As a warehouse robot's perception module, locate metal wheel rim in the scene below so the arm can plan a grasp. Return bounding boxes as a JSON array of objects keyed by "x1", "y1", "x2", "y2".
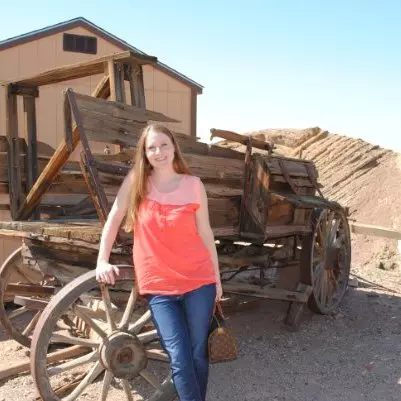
[{"x1": 31, "y1": 267, "x2": 176, "y2": 401}]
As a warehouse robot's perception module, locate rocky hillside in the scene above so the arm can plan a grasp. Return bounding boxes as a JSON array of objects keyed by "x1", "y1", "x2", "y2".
[{"x1": 216, "y1": 127, "x2": 401, "y2": 271}]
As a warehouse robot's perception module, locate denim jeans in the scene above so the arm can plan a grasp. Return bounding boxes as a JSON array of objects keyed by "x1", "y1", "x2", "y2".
[{"x1": 146, "y1": 283, "x2": 216, "y2": 401}]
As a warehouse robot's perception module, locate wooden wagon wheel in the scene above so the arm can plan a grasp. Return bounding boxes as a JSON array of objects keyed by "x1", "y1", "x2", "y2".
[
  {"x1": 0, "y1": 246, "x2": 48, "y2": 347},
  {"x1": 300, "y1": 208, "x2": 351, "y2": 314},
  {"x1": 31, "y1": 267, "x2": 176, "y2": 401}
]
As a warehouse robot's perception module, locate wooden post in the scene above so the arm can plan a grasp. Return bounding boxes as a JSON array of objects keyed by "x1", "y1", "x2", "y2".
[
  {"x1": 6, "y1": 86, "x2": 23, "y2": 219},
  {"x1": 129, "y1": 62, "x2": 146, "y2": 109},
  {"x1": 23, "y1": 95, "x2": 39, "y2": 219},
  {"x1": 107, "y1": 60, "x2": 125, "y2": 103},
  {"x1": 108, "y1": 60, "x2": 127, "y2": 152}
]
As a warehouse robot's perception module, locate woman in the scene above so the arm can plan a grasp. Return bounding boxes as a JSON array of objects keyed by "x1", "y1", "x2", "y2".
[{"x1": 96, "y1": 123, "x2": 222, "y2": 401}]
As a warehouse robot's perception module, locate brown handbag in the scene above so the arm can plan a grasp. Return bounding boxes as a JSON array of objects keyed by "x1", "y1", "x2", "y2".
[{"x1": 208, "y1": 302, "x2": 238, "y2": 364}]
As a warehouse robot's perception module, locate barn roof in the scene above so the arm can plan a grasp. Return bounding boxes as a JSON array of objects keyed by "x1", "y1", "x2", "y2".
[{"x1": 0, "y1": 17, "x2": 203, "y2": 93}]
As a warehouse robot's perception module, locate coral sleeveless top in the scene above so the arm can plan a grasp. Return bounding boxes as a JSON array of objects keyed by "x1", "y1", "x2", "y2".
[{"x1": 133, "y1": 174, "x2": 216, "y2": 295}]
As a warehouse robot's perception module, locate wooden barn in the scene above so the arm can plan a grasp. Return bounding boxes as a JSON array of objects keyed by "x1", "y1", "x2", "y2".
[{"x1": 0, "y1": 17, "x2": 203, "y2": 265}]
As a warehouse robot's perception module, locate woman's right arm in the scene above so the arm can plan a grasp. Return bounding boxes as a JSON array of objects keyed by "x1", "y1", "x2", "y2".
[{"x1": 96, "y1": 168, "x2": 135, "y2": 285}]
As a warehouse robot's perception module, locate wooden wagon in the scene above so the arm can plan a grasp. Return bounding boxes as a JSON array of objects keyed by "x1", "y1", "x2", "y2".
[{"x1": 0, "y1": 52, "x2": 351, "y2": 400}]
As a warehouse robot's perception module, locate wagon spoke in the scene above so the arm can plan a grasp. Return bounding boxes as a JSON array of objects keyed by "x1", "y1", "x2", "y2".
[
  {"x1": 334, "y1": 232, "x2": 346, "y2": 248},
  {"x1": 328, "y1": 270, "x2": 338, "y2": 297},
  {"x1": 140, "y1": 369, "x2": 162, "y2": 389},
  {"x1": 316, "y1": 222, "x2": 324, "y2": 245},
  {"x1": 328, "y1": 218, "x2": 341, "y2": 245},
  {"x1": 146, "y1": 348, "x2": 170, "y2": 363},
  {"x1": 325, "y1": 272, "x2": 335, "y2": 303},
  {"x1": 8, "y1": 306, "x2": 29, "y2": 320},
  {"x1": 47, "y1": 350, "x2": 97, "y2": 376},
  {"x1": 100, "y1": 285, "x2": 117, "y2": 331},
  {"x1": 22, "y1": 310, "x2": 41, "y2": 336},
  {"x1": 138, "y1": 329, "x2": 158, "y2": 344},
  {"x1": 318, "y1": 271, "x2": 328, "y2": 306},
  {"x1": 64, "y1": 361, "x2": 103, "y2": 401},
  {"x1": 119, "y1": 286, "x2": 138, "y2": 330},
  {"x1": 100, "y1": 370, "x2": 114, "y2": 401},
  {"x1": 50, "y1": 333, "x2": 100, "y2": 348},
  {"x1": 314, "y1": 242, "x2": 324, "y2": 258},
  {"x1": 73, "y1": 305, "x2": 108, "y2": 339},
  {"x1": 128, "y1": 310, "x2": 152, "y2": 334},
  {"x1": 121, "y1": 378, "x2": 134, "y2": 401},
  {"x1": 313, "y1": 263, "x2": 324, "y2": 284}
]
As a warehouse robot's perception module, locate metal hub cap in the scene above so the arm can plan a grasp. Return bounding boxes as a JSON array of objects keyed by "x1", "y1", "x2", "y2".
[{"x1": 100, "y1": 331, "x2": 147, "y2": 378}]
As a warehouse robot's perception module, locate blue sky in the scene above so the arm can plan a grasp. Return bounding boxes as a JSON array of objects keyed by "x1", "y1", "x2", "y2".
[{"x1": 1, "y1": 1, "x2": 401, "y2": 151}]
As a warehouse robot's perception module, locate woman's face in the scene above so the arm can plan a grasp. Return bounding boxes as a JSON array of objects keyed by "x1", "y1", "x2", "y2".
[{"x1": 145, "y1": 130, "x2": 176, "y2": 170}]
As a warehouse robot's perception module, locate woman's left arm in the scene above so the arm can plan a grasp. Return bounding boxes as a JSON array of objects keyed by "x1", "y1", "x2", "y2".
[{"x1": 195, "y1": 180, "x2": 223, "y2": 301}]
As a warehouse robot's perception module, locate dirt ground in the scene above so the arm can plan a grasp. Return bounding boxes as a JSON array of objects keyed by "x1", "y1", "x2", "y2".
[{"x1": 0, "y1": 260, "x2": 400, "y2": 401}]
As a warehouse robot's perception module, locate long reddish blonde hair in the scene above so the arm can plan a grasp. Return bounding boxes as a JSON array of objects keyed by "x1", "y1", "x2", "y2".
[{"x1": 123, "y1": 123, "x2": 191, "y2": 232}]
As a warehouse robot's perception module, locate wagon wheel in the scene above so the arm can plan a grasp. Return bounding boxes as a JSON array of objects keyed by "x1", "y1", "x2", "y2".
[
  {"x1": 0, "y1": 246, "x2": 50, "y2": 347},
  {"x1": 31, "y1": 267, "x2": 176, "y2": 401},
  {"x1": 300, "y1": 208, "x2": 351, "y2": 314}
]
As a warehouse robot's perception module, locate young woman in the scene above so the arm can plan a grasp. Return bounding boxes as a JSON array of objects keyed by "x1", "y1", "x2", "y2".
[{"x1": 96, "y1": 123, "x2": 222, "y2": 401}]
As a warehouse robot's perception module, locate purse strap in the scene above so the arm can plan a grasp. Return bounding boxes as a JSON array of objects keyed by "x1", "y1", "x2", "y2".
[{"x1": 214, "y1": 301, "x2": 228, "y2": 321}]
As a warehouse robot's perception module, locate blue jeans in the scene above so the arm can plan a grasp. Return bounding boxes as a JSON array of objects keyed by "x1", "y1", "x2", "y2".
[{"x1": 147, "y1": 283, "x2": 216, "y2": 401}]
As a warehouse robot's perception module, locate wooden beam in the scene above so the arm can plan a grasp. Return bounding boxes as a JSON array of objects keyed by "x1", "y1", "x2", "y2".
[
  {"x1": 75, "y1": 91, "x2": 178, "y2": 123},
  {"x1": 16, "y1": 93, "x2": 79, "y2": 220},
  {"x1": 223, "y1": 282, "x2": 312, "y2": 303},
  {"x1": 69, "y1": 88, "x2": 111, "y2": 223},
  {"x1": 349, "y1": 221, "x2": 401, "y2": 240},
  {"x1": 6, "y1": 86, "x2": 23, "y2": 219},
  {"x1": 116, "y1": 63, "x2": 126, "y2": 104},
  {"x1": 11, "y1": 51, "x2": 157, "y2": 87},
  {"x1": 211, "y1": 128, "x2": 274, "y2": 152},
  {"x1": 129, "y1": 63, "x2": 146, "y2": 109},
  {"x1": 108, "y1": 59, "x2": 118, "y2": 102},
  {"x1": 0, "y1": 345, "x2": 90, "y2": 381},
  {"x1": 23, "y1": 96, "x2": 38, "y2": 197},
  {"x1": 92, "y1": 75, "x2": 110, "y2": 99},
  {"x1": 9, "y1": 84, "x2": 39, "y2": 97}
]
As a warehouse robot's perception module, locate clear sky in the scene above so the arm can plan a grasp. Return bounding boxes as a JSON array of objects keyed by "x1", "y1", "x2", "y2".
[{"x1": 1, "y1": 1, "x2": 401, "y2": 151}]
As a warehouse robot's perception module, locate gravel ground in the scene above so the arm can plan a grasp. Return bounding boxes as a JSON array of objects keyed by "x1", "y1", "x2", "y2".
[{"x1": 0, "y1": 269, "x2": 401, "y2": 401}]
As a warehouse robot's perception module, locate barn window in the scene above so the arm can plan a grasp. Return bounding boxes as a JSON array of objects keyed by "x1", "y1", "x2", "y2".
[{"x1": 63, "y1": 33, "x2": 97, "y2": 54}]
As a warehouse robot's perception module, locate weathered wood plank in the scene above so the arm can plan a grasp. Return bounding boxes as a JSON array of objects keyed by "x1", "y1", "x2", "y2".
[
  {"x1": 129, "y1": 63, "x2": 146, "y2": 109},
  {"x1": 92, "y1": 74, "x2": 110, "y2": 99},
  {"x1": 6, "y1": 87, "x2": 23, "y2": 219},
  {"x1": 23, "y1": 96, "x2": 39, "y2": 221},
  {"x1": 75, "y1": 92, "x2": 178, "y2": 123},
  {"x1": 94, "y1": 153, "x2": 244, "y2": 183},
  {"x1": 211, "y1": 128, "x2": 273, "y2": 152},
  {"x1": 0, "y1": 345, "x2": 90, "y2": 381},
  {"x1": 11, "y1": 51, "x2": 157, "y2": 87},
  {"x1": 349, "y1": 222, "x2": 401, "y2": 240},
  {"x1": 223, "y1": 282, "x2": 312, "y2": 303}
]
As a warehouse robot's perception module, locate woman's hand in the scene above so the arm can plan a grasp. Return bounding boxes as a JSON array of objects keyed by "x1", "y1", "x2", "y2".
[
  {"x1": 215, "y1": 281, "x2": 223, "y2": 302},
  {"x1": 96, "y1": 260, "x2": 120, "y2": 285}
]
